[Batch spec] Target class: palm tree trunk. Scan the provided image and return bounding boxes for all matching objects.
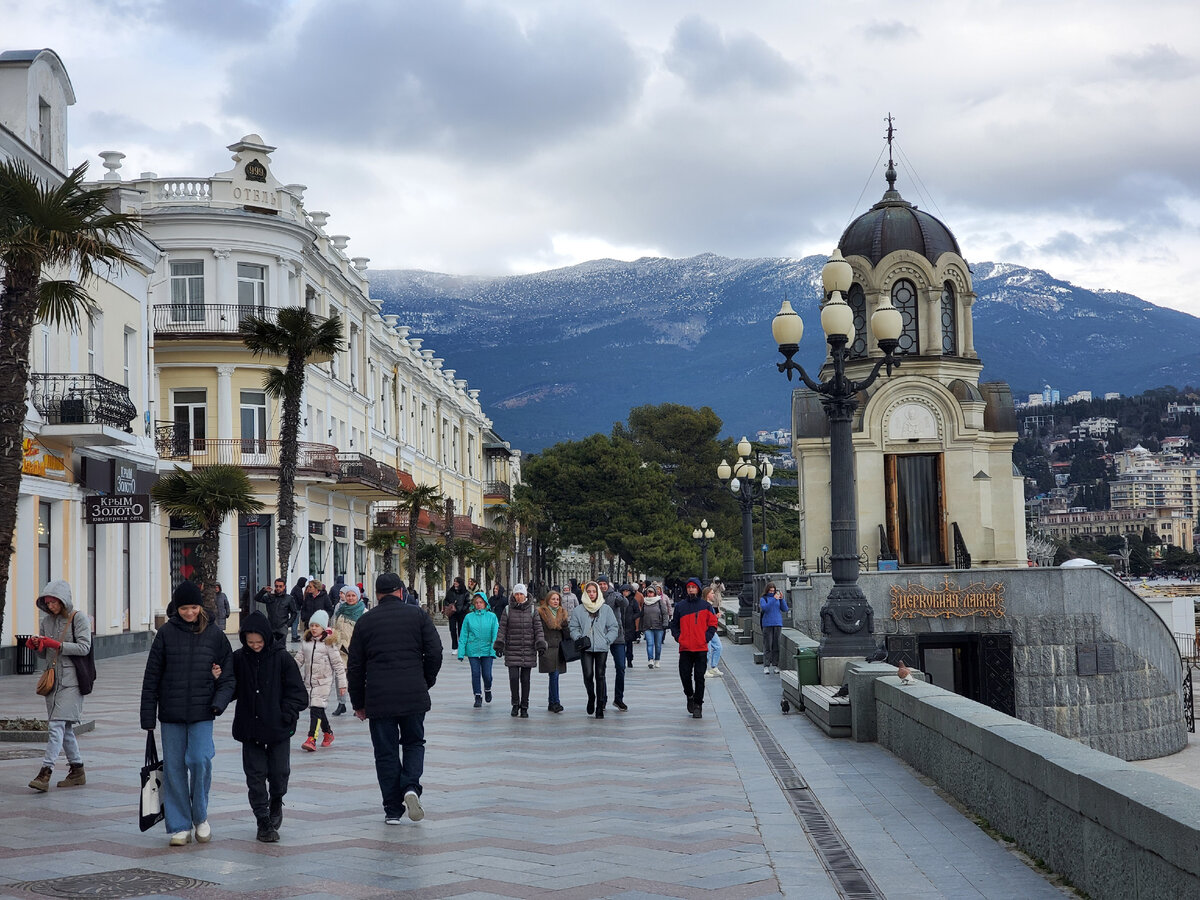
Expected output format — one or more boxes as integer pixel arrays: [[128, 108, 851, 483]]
[[0, 267, 40, 633], [197, 526, 222, 619], [276, 353, 306, 581]]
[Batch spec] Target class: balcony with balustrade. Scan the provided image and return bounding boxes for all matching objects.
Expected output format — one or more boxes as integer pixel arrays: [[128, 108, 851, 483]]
[[30, 373, 139, 447], [153, 303, 283, 340]]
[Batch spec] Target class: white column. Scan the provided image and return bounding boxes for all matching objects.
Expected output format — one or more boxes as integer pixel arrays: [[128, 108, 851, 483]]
[[216, 364, 238, 598], [217, 365, 235, 440], [962, 294, 977, 357]]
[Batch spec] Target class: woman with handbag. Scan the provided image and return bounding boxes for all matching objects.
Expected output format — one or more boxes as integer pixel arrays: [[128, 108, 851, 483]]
[[537, 589, 569, 713], [567, 581, 619, 719], [26, 580, 92, 792]]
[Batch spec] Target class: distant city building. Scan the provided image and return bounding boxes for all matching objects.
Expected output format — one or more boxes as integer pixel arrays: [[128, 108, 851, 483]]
[[1110, 447, 1200, 522], [1104, 392, 1121, 401], [1066, 390, 1093, 404], [1035, 506, 1193, 552], [1027, 393, 1044, 407], [1071, 417, 1118, 441], [1166, 402, 1200, 420]]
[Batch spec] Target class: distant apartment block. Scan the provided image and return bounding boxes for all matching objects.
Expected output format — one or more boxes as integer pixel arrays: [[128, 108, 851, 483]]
[[1166, 402, 1200, 420], [1035, 506, 1193, 552], [1066, 390, 1093, 404], [1104, 392, 1121, 401], [1071, 417, 1118, 441]]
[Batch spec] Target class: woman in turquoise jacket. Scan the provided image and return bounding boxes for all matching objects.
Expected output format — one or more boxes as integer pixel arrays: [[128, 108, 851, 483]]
[[458, 592, 499, 708]]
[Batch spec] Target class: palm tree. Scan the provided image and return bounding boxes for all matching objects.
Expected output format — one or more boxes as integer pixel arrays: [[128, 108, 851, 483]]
[[240, 307, 344, 583], [396, 483, 444, 589], [410, 538, 451, 613], [0, 160, 144, 634], [365, 528, 403, 574], [449, 537, 478, 583], [150, 465, 263, 612], [478, 527, 511, 589]]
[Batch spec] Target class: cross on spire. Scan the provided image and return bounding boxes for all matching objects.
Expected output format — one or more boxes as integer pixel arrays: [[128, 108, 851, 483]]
[[884, 113, 898, 193]]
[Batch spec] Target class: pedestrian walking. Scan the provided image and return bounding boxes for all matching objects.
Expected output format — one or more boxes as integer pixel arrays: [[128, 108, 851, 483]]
[[759, 582, 789, 675], [495, 584, 545, 718], [489, 582, 508, 622], [139, 581, 235, 846], [597, 575, 629, 711], [640, 584, 671, 669], [230, 611, 308, 842], [212, 582, 231, 632], [295, 610, 347, 751], [621, 583, 641, 668], [537, 589, 569, 713], [705, 587, 724, 678], [348, 572, 443, 825], [458, 591, 499, 707], [443, 576, 471, 650], [568, 581, 619, 719], [300, 580, 331, 631], [26, 580, 91, 793], [669, 578, 719, 719], [330, 584, 367, 715], [254, 578, 298, 646], [559, 583, 579, 615]]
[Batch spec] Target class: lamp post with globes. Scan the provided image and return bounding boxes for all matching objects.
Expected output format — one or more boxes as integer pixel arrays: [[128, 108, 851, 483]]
[[692, 519, 715, 584], [770, 249, 903, 661], [717, 439, 773, 614]]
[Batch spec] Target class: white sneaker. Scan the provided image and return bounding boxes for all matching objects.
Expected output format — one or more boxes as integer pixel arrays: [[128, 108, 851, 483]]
[[384, 815, 403, 825], [712, 668, 723, 677], [194, 820, 211, 842], [764, 666, 771, 674], [771, 665, 779, 675], [169, 830, 192, 846], [403, 790, 424, 822]]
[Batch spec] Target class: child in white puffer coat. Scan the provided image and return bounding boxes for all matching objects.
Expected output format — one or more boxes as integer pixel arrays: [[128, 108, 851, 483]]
[[294, 610, 346, 751]]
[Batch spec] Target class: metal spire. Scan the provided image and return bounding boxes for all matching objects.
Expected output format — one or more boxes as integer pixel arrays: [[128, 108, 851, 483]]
[[884, 113, 897, 193]]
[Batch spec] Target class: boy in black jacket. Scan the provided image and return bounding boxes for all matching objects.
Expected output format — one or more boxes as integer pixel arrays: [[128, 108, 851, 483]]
[[231, 611, 309, 842]]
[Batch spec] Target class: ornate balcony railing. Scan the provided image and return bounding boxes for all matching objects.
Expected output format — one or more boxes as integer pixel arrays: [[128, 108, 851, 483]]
[[152, 304, 282, 337], [30, 373, 137, 432], [483, 480, 511, 500], [336, 452, 414, 495], [153, 429, 340, 476]]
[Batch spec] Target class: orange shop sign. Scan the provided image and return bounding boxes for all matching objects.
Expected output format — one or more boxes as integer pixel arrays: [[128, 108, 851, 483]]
[[22, 439, 67, 480]]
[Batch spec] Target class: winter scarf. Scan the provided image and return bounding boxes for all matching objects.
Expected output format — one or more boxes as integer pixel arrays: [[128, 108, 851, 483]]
[[580, 581, 604, 614]]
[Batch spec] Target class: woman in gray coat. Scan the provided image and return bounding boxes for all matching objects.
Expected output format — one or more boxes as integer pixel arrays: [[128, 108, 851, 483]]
[[568, 581, 620, 719], [494, 584, 545, 718], [26, 580, 92, 792]]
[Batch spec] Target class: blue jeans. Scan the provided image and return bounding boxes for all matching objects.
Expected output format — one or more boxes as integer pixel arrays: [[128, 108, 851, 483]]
[[159, 720, 214, 834], [468, 656, 494, 696], [708, 634, 723, 669], [645, 629, 664, 662], [548, 670, 560, 706], [609, 643, 626, 703], [367, 714, 426, 818]]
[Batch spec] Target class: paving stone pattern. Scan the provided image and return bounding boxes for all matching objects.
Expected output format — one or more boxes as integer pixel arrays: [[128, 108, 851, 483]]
[[0, 628, 1069, 899]]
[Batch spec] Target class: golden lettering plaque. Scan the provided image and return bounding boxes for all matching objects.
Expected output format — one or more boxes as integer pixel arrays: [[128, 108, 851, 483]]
[[889, 576, 1005, 619]]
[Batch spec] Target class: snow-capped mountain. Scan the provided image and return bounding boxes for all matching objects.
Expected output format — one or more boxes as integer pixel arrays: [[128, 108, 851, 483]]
[[368, 255, 1200, 451]]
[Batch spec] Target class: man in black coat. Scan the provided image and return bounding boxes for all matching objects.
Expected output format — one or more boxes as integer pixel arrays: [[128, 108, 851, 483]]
[[254, 578, 298, 645], [598, 575, 629, 711], [349, 571, 443, 825], [444, 576, 471, 650], [230, 611, 308, 842]]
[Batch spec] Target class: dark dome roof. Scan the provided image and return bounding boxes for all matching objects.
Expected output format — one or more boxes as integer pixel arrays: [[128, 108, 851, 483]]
[[838, 164, 961, 266]]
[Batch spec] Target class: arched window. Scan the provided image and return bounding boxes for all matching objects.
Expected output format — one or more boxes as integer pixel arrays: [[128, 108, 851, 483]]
[[847, 283, 867, 358], [892, 279, 919, 355], [941, 282, 957, 355]]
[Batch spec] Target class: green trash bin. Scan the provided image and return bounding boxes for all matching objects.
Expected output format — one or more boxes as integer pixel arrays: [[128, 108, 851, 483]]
[[795, 648, 819, 686]]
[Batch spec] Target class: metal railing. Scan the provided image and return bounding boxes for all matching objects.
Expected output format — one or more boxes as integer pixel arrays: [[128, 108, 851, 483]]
[[153, 431, 340, 475], [336, 452, 402, 494], [483, 480, 511, 500], [952, 522, 972, 569], [152, 304, 283, 336], [30, 373, 137, 432]]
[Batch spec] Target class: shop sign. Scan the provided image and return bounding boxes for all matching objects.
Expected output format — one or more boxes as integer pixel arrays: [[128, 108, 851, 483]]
[[85, 494, 151, 524], [22, 439, 67, 480], [890, 576, 1006, 619]]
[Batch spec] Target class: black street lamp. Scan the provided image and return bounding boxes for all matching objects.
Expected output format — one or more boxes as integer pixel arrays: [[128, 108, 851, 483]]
[[717, 438, 773, 614], [692, 519, 715, 583], [770, 249, 903, 660]]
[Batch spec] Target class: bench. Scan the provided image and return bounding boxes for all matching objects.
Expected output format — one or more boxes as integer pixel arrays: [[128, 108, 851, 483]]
[[801, 684, 851, 738]]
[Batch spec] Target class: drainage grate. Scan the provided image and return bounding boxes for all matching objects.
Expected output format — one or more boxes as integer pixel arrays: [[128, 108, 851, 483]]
[[10, 868, 216, 898], [723, 670, 886, 900]]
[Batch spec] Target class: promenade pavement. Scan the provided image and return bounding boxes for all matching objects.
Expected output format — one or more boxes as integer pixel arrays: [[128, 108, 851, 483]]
[[0, 625, 1070, 899]]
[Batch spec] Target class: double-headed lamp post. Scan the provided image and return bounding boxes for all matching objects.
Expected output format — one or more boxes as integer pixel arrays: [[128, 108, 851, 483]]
[[692, 519, 715, 583], [718, 439, 773, 614], [770, 249, 903, 659]]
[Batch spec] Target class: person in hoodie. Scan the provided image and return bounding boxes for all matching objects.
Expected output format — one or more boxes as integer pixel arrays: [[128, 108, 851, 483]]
[[639, 584, 671, 670], [457, 591, 499, 707], [443, 576, 471, 650], [294, 610, 347, 751], [230, 611, 308, 843], [494, 584, 545, 718], [140, 580, 235, 846], [568, 581, 620, 719], [669, 578, 719, 719], [596, 575, 629, 711], [26, 580, 92, 793]]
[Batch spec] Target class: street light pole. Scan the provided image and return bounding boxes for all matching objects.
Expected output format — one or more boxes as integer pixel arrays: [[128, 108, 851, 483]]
[[770, 249, 903, 659], [692, 519, 715, 583], [718, 440, 772, 614]]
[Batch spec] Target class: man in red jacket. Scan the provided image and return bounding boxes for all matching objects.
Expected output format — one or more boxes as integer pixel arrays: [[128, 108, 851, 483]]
[[669, 578, 719, 719]]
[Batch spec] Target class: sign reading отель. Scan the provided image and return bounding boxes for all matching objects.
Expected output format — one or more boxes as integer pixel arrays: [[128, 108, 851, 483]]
[[890, 577, 1006, 619]]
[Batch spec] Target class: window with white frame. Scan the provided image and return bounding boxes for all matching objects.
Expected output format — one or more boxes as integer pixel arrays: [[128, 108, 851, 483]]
[[237, 262, 267, 309], [123, 328, 134, 387], [170, 261, 204, 322]]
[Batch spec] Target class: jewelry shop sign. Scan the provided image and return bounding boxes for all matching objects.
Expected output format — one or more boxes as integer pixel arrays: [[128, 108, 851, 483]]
[[890, 577, 1006, 619], [85, 494, 151, 525]]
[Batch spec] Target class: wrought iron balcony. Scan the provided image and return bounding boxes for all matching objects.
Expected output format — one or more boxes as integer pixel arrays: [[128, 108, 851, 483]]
[[335, 452, 415, 497], [154, 428, 340, 476], [483, 480, 511, 500], [30, 373, 137, 432], [152, 304, 283, 338]]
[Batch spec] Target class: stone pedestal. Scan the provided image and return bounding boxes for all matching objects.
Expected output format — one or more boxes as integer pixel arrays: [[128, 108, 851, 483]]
[[820, 655, 860, 686]]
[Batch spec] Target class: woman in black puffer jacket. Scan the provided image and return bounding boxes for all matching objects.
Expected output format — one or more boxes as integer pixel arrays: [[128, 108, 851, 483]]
[[140, 581, 235, 846]]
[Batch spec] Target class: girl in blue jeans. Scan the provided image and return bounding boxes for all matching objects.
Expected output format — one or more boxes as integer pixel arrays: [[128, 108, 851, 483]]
[[458, 592, 499, 707]]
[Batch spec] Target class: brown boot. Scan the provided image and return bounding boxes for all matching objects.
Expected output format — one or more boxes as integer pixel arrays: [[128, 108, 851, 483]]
[[29, 766, 52, 792], [57, 763, 86, 787]]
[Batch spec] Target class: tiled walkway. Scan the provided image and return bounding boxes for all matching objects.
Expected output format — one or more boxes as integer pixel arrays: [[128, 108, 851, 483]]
[[0, 628, 1067, 899]]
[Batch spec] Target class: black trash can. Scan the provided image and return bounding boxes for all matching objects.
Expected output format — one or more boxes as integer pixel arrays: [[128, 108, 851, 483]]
[[14, 635, 36, 675]]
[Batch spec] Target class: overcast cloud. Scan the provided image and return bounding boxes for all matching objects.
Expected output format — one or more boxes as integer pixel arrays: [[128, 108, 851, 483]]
[[2, 0, 1198, 313]]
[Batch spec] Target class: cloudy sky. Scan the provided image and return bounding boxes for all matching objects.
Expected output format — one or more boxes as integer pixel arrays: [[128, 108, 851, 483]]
[[5, 0, 1200, 312]]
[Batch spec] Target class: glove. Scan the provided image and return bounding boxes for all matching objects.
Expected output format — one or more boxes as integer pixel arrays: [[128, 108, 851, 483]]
[[575, 636, 591, 652], [493, 641, 505, 656], [535, 641, 547, 652], [40, 637, 62, 651], [26, 636, 41, 650]]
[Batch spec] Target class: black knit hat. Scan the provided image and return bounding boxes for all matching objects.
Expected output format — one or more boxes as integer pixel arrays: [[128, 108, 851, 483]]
[[171, 580, 204, 610]]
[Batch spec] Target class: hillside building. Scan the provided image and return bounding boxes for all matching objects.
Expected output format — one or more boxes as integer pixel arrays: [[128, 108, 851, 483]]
[[1034, 506, 1193, 552]]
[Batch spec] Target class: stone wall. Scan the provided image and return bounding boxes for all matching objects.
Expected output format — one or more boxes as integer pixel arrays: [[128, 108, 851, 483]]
[[874, 675, 1200, 899], [785, 566, 1186, 759]]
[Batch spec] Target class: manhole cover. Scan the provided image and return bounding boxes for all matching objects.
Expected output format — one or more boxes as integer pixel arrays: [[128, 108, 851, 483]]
[[10, 868, 215, 898], [0, 746, 45, 760]]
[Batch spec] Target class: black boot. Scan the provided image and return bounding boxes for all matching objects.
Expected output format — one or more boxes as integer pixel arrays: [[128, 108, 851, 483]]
[[692, 700, 703, 719], [511, 705, 520, 717], [331, 702, 346, 717], [269, 796, 283, 830], [519, 707, 529, 718], [686, 695, 695, 715], [256, 816, 279, 843], [474, 694, 483, 708]]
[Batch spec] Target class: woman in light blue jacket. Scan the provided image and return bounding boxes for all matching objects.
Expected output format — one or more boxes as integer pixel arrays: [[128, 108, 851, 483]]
[[458, 592, 499, 708], [568, 581, 620, 719], [759, 582, 789, 675]]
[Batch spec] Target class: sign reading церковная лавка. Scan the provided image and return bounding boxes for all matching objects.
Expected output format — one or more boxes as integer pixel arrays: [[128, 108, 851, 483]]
[[84, 494, 151, 525], [889, 576, 1006, 619]]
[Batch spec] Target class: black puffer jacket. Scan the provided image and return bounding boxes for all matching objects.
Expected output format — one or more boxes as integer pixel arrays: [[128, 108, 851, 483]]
[[496, 599, 546, 669], [301, 588, 332, 624], [347, 595, 442, 718], [230, 611, 309, 745], [602, 587, 629, 644], [140, 600, 235, 730]]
